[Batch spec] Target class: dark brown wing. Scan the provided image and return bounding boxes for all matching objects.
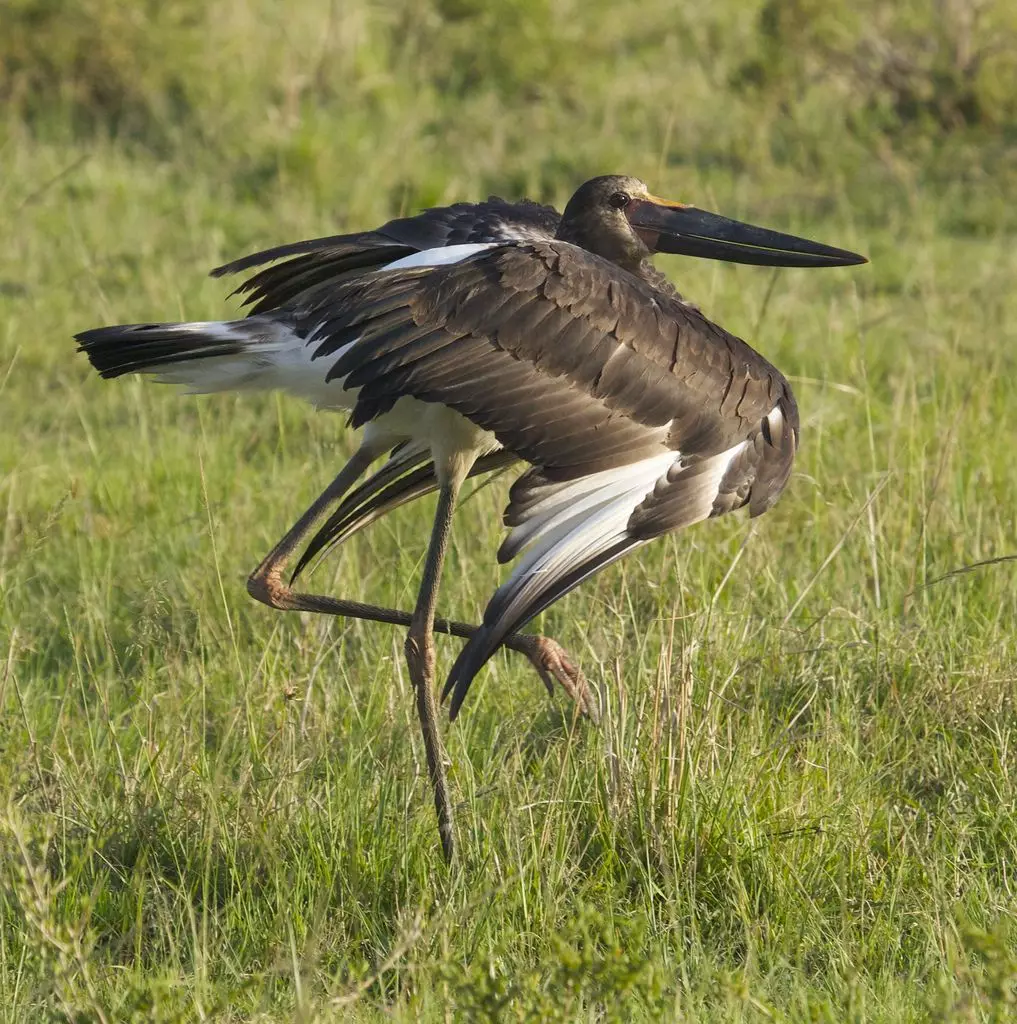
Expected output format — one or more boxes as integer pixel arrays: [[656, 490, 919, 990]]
[[209, 197, 561, 315], [291, 239, 799, 714], [318, 240, 792, 479]]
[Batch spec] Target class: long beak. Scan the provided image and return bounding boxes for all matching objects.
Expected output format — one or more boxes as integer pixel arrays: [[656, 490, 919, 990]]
[[627, 197, 867, 268]]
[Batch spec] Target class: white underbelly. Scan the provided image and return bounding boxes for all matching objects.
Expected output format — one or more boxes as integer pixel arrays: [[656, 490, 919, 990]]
[[362, 396, 499, 479]]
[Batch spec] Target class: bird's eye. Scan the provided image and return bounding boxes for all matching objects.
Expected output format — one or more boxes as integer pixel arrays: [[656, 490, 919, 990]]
[[609, 191, 631, 209]]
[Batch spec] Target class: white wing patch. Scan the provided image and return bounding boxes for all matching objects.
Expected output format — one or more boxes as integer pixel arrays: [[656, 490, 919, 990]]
[[382, 242, 496, 271], [484, 452, 677, 631], [486, 439, 752, 638], [499, 453, 677, 563], [765, 402, 791, 446]]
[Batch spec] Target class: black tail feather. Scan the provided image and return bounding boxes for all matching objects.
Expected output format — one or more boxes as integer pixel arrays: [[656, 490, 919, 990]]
[[75, 324, 245, 379]]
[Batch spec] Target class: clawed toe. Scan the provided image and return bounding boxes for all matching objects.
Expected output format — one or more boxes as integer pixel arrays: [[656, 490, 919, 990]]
[[514, 634, 600, 724]]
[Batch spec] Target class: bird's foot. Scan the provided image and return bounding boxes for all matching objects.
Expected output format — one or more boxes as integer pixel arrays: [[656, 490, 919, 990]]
[[514, 635, 600, 724]]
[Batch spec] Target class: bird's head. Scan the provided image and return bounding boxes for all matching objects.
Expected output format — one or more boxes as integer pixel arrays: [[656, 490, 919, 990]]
[[557, 174, 867, 273]]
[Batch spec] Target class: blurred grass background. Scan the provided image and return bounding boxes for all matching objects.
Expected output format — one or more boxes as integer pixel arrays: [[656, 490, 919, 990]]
[[2, 0, 1017, 1020]]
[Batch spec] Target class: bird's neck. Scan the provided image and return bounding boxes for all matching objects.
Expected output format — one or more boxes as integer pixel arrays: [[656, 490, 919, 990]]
[[555, 221, 646, 277], [554, 224, 684, 299]]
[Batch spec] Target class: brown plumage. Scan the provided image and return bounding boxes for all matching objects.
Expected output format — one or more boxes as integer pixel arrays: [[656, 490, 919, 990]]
[[264, 232, 802, 712], [76, 173, 865, 860], [221, 179, 812, 715]]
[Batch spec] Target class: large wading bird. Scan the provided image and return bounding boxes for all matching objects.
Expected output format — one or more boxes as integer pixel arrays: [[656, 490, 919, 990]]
[[77, 175, 866, 861]]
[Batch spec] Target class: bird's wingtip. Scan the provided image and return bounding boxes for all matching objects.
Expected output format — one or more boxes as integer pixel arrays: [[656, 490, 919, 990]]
[[442, 636, 497, 721], [441, 670, 465, 721]]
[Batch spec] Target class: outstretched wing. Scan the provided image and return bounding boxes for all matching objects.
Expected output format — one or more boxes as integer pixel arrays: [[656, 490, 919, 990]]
[[292, 239, 798, 715], [209, 196, 561, 315]]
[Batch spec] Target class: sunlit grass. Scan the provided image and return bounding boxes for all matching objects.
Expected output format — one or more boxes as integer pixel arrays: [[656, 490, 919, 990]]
[[3, 2, 1017, 1020]]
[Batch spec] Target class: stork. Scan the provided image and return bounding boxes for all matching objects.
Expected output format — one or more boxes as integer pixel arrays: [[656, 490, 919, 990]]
[[77, 175, 866, 861]]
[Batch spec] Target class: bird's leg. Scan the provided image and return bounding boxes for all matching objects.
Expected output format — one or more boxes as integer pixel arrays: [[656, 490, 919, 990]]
[[246, 446, 378, 609], [404, 478, 461, 864], [246, 451, 478, 637], [247, 456, 597, 721]]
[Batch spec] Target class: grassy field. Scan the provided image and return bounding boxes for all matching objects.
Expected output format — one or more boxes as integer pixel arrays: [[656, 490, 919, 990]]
[[3, 1, 1017, 1019]]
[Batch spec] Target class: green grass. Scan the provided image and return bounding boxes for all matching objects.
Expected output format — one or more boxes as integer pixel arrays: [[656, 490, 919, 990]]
[[3, 2, 1017, 1020]]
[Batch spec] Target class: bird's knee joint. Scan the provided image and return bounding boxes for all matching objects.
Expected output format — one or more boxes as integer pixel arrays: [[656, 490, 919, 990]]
[[247, 569, 288, 609], [404, 630, 436, 675]]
